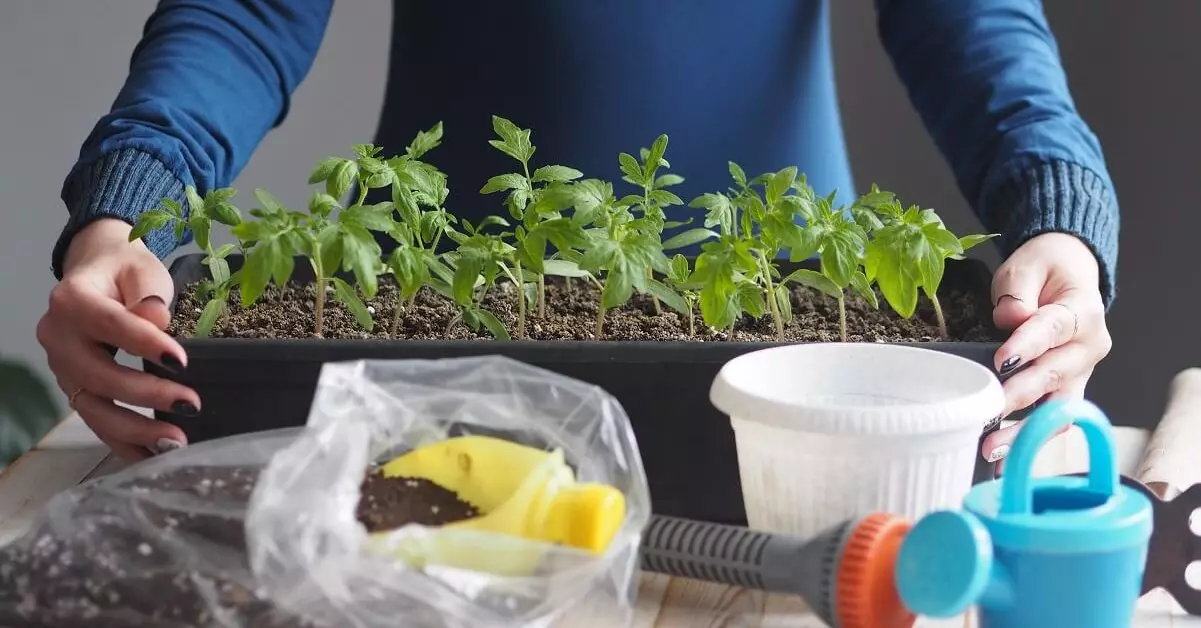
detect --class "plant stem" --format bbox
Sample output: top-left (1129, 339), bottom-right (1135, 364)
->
top-left (647, 268), bottom-right (662, 315)
top-left (687, 304), bottom-right (695, 338)
top-left (727, 320), bottom-right (736, 342)
top-left (595, 304), bottom-right (607, 340)
top-left (837, 294), bottom-right (848, 342)
top-left (759, 256), bottom-right (784, 341)
top-left (356, 185), bottom-right (369, 207)
top-left (314, 276), bottom-right (327, 338)
top-left (931, 293), bottom-right (948, 339)
top-left (515, 260), bottom-right (527, 340)
top-left (537, 275), bottom-right (546, 319)
top-left (565, 276), bottom-right (574, 295)
top-left (390, 298), bottom-right (404, 339)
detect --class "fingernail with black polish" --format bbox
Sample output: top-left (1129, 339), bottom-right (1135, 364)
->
top-left (161, 353), bottom-right (185, 373)
top-left (998, 356), bottom-right (1022, 375)
top-left (171, 400), bottom-right (199, 417)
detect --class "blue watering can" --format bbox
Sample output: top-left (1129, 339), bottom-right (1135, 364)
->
top-left (893, 398), bottom-right (1154, 627)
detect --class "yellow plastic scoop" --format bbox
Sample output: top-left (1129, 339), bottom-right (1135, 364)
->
top-left (373, 435), bottom-right (626, 557)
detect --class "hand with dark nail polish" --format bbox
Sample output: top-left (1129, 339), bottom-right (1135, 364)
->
top-left (37, 219), bottom-right (194, 461)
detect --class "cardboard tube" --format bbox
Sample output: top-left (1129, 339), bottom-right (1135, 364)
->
top-left (1135, 368), bottom-right (1201, 499)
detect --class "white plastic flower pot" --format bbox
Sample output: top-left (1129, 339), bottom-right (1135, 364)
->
top-left (710, 343), bottom-right (1004, 539)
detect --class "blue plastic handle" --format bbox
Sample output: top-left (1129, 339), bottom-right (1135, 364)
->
top-left (998, 399), bottom-right (1118, 516)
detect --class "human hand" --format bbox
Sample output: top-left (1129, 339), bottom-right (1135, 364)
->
top-left (980, 232), bottom-right (1113, 465)
top-left (37, 218), bottom-right (197, 460)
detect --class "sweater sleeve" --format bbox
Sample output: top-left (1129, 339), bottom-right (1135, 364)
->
top-left (52, 0), bottom-right (333, 279)
top-left (875, 0), bottom-right (1120, 307)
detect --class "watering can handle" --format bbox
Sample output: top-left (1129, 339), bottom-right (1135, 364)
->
top-left (999, 398), bottom-right (1118, 516)
top-left (1135, 368), bottom-right (1201, 500)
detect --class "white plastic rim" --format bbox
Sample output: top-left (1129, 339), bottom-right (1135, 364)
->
top-left (709, 343), bottom-right (1004, 436)
top-left (710, 343), bottom-right (1005, 537)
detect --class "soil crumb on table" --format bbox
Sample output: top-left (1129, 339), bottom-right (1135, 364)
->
top-left (356, 472), bottom-right (479, 532)
top-left (170, 278), bottom-right (1001, 343)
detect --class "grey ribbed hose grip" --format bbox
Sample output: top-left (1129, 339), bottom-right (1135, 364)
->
top-left (640, 515), bottom-right (853, 626)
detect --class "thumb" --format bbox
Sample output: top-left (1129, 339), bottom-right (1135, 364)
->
top-left (116, 258), bottom-right (175, 331)
top-left (991, 262), bottom-right (1043, 332)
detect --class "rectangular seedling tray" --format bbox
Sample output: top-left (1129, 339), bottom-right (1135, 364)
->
top-left (148, 253), bottom-right (1006, 525)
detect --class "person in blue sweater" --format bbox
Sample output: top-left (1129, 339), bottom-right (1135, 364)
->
top-left (37, 1), bottom-right (1116, 462)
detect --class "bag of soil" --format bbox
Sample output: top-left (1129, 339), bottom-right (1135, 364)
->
top-left (0, 357), bottom-right (651, 628)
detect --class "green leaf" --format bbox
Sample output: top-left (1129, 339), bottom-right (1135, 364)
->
top-left (649, 189), bottom-right (684, 207)
top-left (329, 161), bottom-right (358, 199)
top-left (308, 192), bottom-right (341, 217)
top-left (783, 227), bottom-right (820, 262)
top-left (774, 284), bottom-right (793, 324)
top-left (737, 282), bottom-right (766, 318)
top-left (819, 230), bottom-right (861, 288)
top-left (194, 298), bottom-right (225, 338)
top-left (189, 215), bottom-right (212, 252)
top-left (480, 173), bottom-right (529, 194)
top-left (532, 165), bottom-right (583, 183)
top-left (129, 209), bottom-right (175, 242)
top-left (601, 268), bottom-right (634, 309)
top-left (308, 157), bottom-right (343, 184)
top-left (728, 162), bottom-right (747, 187)
top-left (668, 254), bottom-right (691, 285)
top-left (644, 279), bottom-right (690, 316)
top-left (213, 243), bottom-right (236, 258)
top-left (209, 201), bottom-right (242, 226)
top-left (874, 246), bottom-right (918, 318)
top-left (849, 271), bottom-right (879, 309)
top-left (254, 188), bottom-right (286, 215)
top-left (388, 246), bottom-right (429, 300)
top-left (331, 276), bottom-right (374, 331)
top-left (690, 193), bottom-right (735, 235)
top-left (162, 198), bottom-right (183, 218)
top-left (241, 240), bottom-right (281, 306)
top-left (452, 254), bottom-right (485, 306)
top-left (185, 186), bottom-right (206, 218)
top-left (405, 121), bottom-right (443, 159)
top-left (645, 135), bottom-right (668, 176)
top-left (474, 308), bottom-right (510, 340)
top-left (618, 153), bottom-right (643, 184)
top-left (340, 225), bottom-right (383, 298)
top-left (784, 269), bottom-right (842, 300)
top-left (662, 228), bottom-right (719, 250)
top-left (654, 174), bottom-right (685, 188)
top-left (0, 357), bottom-right (62, 465)
top-left (542, 258), bottom-right (590, 278)
top-left (959, 233), bottom-right (998, 252)
top-left (531, 217), bottom-right (590, 251)
top-left (766, 167), bottom-right (798, 206)
top-left (208, 255), bottom-right (231, 286)
top-left (341, 202), bottom-right (395, 232)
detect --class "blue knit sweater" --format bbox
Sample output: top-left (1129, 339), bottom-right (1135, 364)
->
top-left (53, 0), bottom-right (1120, 304)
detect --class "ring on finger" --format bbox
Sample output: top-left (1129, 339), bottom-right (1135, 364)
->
top-left (1046, 302), bottom-right (1080, 337)
top-left (68, 387), bottom-right (86, 410)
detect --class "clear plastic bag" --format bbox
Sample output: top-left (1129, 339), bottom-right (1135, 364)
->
top-left (0, 356), bottom-right (651, 628)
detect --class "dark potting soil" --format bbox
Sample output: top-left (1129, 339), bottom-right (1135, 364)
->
top-left (356, 472), bottom-right (479, 532)
top-left (169, 278), bottom-right (1000, 343)
top-left (0, 465), bottom-right (479, 627)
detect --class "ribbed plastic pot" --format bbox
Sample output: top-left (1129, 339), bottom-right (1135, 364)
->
top-left (149, 254), bottom-right (1004, 525)
top-left (709, 343), bottom-right (1005, 539)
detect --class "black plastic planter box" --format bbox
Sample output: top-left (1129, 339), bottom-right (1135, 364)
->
top-left (148, 253), bottom-right (1005, 525)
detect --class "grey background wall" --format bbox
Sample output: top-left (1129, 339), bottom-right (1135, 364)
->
top-left (0, 1), bottom-right (1195, 434)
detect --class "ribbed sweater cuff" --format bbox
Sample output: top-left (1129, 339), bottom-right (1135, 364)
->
top-left (984, 160), bottom-right (1119, 309)
top-left (52, 148), bottom-right (186, 279)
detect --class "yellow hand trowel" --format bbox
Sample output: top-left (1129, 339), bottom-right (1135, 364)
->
top-left (365, 435), bottom-right (626, 576)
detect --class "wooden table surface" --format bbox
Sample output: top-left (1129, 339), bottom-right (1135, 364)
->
top-left (1, 413), bottom-right (1197, 627)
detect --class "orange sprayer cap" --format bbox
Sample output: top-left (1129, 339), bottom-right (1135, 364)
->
top-left (835, 512), bottom-right (917, 628)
